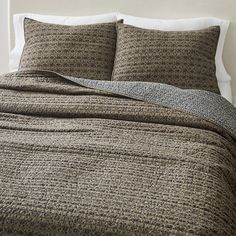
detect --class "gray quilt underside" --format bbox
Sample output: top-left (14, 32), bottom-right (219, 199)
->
top-left (46, 71), bottom-right (236, 140)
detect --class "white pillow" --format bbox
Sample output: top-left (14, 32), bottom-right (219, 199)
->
top-left (117, 13), bottom-right (232, 102)
top-left (10, 12), bottom-right (118, 72)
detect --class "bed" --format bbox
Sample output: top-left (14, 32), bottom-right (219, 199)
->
top-left (0, 1), bottom-right (236, 236)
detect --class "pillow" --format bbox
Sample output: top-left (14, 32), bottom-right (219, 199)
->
top-left (117, 14), bottom-right (232, 101)
top-left (112, 23), bottom-right (220, 93)
top-left (19, 18), bottom-right (118, 80)
top-left (10, 12), bottom-right (118, 72)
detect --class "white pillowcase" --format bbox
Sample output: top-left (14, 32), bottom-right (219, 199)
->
top-left (10, 12), bottom-right (118, 72)
top-left (118, 13), bottom-right (231, 102)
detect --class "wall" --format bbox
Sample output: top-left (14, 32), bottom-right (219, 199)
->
top-left (0, 0), bottom-right (9, 74)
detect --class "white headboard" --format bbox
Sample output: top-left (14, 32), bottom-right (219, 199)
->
top-left (9, 0), bottom-right (236, 103)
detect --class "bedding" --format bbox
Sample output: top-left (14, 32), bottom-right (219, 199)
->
top-left (10, 13), bottom-right (232, 102)
top-left (19, 18), bottom-right (118, 80)
top-left (117, 14), bottom-right (230, 85)
top-left (117, 14), bottom-right (232, 103)
top-left (0, 70), bottom-right (235, 236)
top-left (10, 12), bottom-right (118, 71)
top-left (112, 23), bottom-right (220, 93)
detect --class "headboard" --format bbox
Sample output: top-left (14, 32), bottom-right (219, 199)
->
top-left (9, 0), bottom-right (236, 102)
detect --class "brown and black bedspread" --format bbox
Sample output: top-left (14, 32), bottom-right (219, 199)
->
top-left (0, 71), bottom-right (235, 236)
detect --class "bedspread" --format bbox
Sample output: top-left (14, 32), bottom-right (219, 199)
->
top-left (0, 71), bottom-right (235, 236)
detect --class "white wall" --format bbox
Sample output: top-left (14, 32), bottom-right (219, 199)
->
top-left (0, 0), bottom-right (9, 74)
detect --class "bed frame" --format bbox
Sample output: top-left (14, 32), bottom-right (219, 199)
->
top-left (8, 0), bottom-right (236, 103)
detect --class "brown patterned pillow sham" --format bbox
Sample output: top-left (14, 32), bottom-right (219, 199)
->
top-left (112, 23), bottom-right (220, 93)
top-left (19, 18), bottom-right (118, 80)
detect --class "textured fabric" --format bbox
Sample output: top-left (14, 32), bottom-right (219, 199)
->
top-left (19, 18), bottom-right (118, 80)
top-left (0, 71), bottom-right (236, 236)
top-left (112, 23), bottom-right (220, 93)
top-left (116, 14), bottom-right (230, 85)
top-left (53, 71), bottom-right (236, 139)
top-left (10, 13), bottom-right (118, 71)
